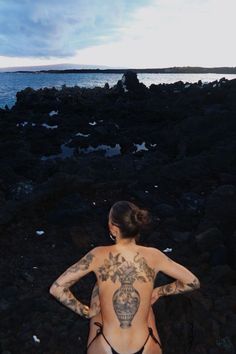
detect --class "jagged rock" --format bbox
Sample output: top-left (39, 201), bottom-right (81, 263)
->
top-left (121, 70), bottom-right (140, 91)
top-left (9, 180), bottom-right (34, 200)
top-left (0, 75), bottom-right (236, 354)
top-left (204, 185), bottom-right (236, 231)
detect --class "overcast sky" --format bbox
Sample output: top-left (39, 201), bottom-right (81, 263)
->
top-left (0, 0), bottom-right (235, 68)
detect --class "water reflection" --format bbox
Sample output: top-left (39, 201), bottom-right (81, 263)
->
top-left (41, 143), bottom-right (75, 160)
top-left (133, 142), bottom-right (149, 153)
top-left (40, 141), bottom-right (154, 160)
top-left (79, 143), bottom-right (121, 157)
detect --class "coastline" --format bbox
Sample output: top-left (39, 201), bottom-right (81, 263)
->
top-left (10, 66), bottom-right (236, 74)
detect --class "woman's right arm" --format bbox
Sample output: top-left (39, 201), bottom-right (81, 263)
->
top-left (151, 249), bottom-right (200, 304)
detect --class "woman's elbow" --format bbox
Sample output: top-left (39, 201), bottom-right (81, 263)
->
top-left (49, 283), bottom-right (60, 296)
top-left (197, 277), bottom-right (201, 288)
top-left (193, 276), bottom-right (201, 289)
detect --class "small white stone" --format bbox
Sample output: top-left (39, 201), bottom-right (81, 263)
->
top-left (89, 121), bottom-right (97, 125)
top-left (36, 230), bottom-right (45, 236)
top-left (145, 190), bottom-right (149, 193)
top-left (163, 248), bottom-right (172, 253)
top-left (154, 185), bottom-right (158, 188)
top-left (49, 110), bottom-right (58, 116)
top-left (33, 334), bottom-right (40, 343)
top-left (92, 201), bottom-right (96, 205)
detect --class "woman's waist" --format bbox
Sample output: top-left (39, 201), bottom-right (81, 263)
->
top-left (101, 317), bottom-right (150, 336)
top-left (101, 321), bottom-right (150, 351)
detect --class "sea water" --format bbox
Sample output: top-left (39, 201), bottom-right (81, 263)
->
top-left (1, 72), bottom-right (236, 108)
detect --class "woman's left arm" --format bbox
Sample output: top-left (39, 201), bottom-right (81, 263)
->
top-left (49, 248), bottom-right (99, 319)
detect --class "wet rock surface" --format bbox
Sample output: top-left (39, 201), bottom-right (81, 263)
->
top-left (0, 71), bottom-right (236, 353)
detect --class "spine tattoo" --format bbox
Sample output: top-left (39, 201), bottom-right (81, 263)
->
top-left (97, 252), bottom-right (155, 328)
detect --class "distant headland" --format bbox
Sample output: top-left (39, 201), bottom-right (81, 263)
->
top-left (8, 66), bottom-right (236, 74)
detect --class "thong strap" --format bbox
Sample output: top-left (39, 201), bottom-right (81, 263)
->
top-left (86, 322), bottom-right (162, 353)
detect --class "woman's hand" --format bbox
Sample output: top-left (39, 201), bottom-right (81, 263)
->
top-left (80, 304), bottom-right (90, 318)
top-left (86, 298), bottom-right (101, 319)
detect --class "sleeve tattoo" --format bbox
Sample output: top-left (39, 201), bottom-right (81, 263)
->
top-left (49, 252), bottom-right (95, 318)
top-left (154, 256), bottom-right (200, 299)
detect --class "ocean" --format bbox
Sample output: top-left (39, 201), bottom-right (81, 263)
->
top-left (1, 72), bottom-right (236, 108)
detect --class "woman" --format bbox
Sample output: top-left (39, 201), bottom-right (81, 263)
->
top-left (49, 201), bottom-right (200, 354)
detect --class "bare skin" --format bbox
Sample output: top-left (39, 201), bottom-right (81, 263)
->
top-left (49, 215), bottom-right (200, 354)
top-left (87, 281), bottom-right (162, 354)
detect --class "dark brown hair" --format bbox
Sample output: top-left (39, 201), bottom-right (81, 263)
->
top-left (109, 200), bottom-right (151, 239)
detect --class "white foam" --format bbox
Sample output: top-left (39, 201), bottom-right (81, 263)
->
top-left (75, 132), bottom-right (90, 137)
top-left (49, 110), bottom-right (58, 116)
top-left (16, 121), bottom-right (28, 127)
top-left (41, 123), bottom-right (58, 129)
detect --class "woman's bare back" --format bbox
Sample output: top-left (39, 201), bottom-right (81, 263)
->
top-left (50, 239), bottom-right (200, 353)
top-left (90, 244), bottom-right (161, 353)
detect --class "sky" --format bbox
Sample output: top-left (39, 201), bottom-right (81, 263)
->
top-left (0, 0), bottom-right (235, 68)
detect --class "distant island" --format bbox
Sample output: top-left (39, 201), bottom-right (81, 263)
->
top-left (14, 66), bottom-right (236, 74)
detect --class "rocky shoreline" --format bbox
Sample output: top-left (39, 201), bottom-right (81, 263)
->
top-left (0, 71), bottom-right (236, 354)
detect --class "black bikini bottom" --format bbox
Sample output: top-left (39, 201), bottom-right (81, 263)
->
top-left (86, 321), bottom-right (162, 354)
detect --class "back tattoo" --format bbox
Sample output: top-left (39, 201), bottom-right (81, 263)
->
top-left (97, 252), bottom-right (155, 328)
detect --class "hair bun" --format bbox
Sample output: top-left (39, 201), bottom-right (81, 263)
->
top-left (133, 208), bottom-right (151, 228)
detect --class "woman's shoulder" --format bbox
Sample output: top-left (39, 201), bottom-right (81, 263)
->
top-left (90, 245), bottom-right (162, 260)
top-left (137, 244), bottom-right (161, 254)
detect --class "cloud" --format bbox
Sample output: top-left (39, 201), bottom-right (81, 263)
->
top-left (0, 0), bottom-right (153, 57)
top-left (70, 0), bottom-right (236, 67)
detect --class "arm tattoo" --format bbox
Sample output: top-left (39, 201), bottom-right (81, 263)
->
top-left (97, 252), bottom-right (155, 328)
top-left (91, 283), bottom-right (99, 299)
top-left (50, 252), bottom-right (95, 317)
top-left (157, 277), bottom-right (200, 298)
top-left (52, 287), bottom-right (89, 317)
top-left (89, 282), bottom-right (101, 317)
top-left (65, 252), bottom-right (95, 273)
